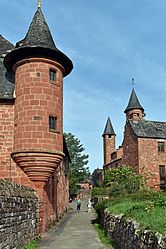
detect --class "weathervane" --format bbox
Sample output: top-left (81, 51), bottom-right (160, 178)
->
top-left (37, 0), bottom-right (42, 8)
top-left (131, 78), bottom-right (135, 88)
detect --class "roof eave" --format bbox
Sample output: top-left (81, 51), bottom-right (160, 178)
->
top-left (4, 46), bottom-right (73, 77)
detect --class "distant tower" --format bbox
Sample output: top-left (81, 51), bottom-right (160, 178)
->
top-left (124, 88), bottom-right (145, 121)
top-left (4, 5), bottom-right (73, 183)
top-left (102, 117), bottom-right (116, 165)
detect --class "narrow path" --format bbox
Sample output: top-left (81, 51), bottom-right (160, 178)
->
top-left (38, 198), bottom-right (106, 249)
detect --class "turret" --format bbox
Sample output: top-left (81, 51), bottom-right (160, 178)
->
top-left (4, 5), bottom-right (73, 182)
top-left (102, 117), bottom-right (116, 165)
top-left (124, 88), bottom-right (145, 121)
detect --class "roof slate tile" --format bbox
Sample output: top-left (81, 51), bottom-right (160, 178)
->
top-left (130, 120), bottom-right (166, 139)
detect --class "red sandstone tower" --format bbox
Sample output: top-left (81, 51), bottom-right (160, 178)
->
top-left (4, 5), bottom-right (73, 182)
top-left (4, 4), bottom-right (73, 231)
top-left (102, 117), bottom-right (116, 165)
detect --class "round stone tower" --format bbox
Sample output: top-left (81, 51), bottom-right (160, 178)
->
top-left (102, 117), bottom-right (116, 165)
top-left (4, 6), bottom-right (73, 182)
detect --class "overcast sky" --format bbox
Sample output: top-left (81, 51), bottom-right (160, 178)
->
top-left (1, 0), bottom-right (166, 172)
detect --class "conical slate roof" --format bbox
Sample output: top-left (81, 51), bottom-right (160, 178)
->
top-left (124, 88), bottom-right (144, 114)
top-left (0, 35), bottom-right (15, 100)
top-left (0, 35), bottom-right (14, 57)
top-left (16, 7), bottom-right (56, 50)
top-left (102, 117), bottom-right (116, 137)
top-left (4, 7), bottom-right (73, 76)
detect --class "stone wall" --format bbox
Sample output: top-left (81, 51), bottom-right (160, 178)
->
top-left (102, 209), bottom-right (166, 249)
top-left (122, 121), bottom-right (139, 171)
top-left (0, 180), bottom-right (39, 249)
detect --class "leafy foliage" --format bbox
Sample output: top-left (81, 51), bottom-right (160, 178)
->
top-left (94, 199), bottom-right (109, 217)
top-left (95, 223), bottom-right (117, 249)
top-left (64, 132), bottom-right (90, 194)
top-left (107, 192), bottom-right (166, 234)
top-left (103, 166), bottom-right (146, 196)
top-left (22, 237), bottom-right (39, 249)
top-left (92, 187), bottom-right (111, 197)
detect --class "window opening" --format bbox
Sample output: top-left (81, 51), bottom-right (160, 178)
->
top-left (49, 116), bottom-right (57, 130)
top-left (159, 165), bottom-right (166, 191)
top-left (49, 69), bottom-right (56, 81)
top-left (158, 142), bottom-right (164, 152)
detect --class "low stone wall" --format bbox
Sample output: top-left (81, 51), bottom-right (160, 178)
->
top-left (102, 208), bottom-right (166, 249)
top-left (0, 180), bottom-right (39, 249)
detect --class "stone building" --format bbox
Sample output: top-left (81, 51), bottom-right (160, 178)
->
top-left (91, 168), bottom-right (104, 187)
top-left (103, 88), bottom-right (166, 191)
top-left (78, 180), bottom-right (92, 190)
top-left (0, 4), bottom-right (73, 232)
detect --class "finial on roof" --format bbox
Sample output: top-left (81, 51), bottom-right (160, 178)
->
top-left (37, 0), bottom-right (42, 8)
top-left (131, 78), bottom-right (135, 88)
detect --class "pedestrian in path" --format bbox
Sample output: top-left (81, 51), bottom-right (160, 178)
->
top-left (38, 198), bottom-right (106, 249)
top-left (76, 197), bottom-right (81, 212)
top-left (87, 198), bottom-right (92, 213)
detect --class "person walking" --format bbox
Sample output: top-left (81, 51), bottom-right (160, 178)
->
top-left (87, 198), bottom-right (92, 213)
top-left (76, 197), bottom-right (81, 212)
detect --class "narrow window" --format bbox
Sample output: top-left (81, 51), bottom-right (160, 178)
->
top-left (158, 142), bottom-right (164, 152)
top-left (159, 165), bottom-right (166, 191)
top-left (159, 165), bottom-right (165, 177)
top-left (49, 69), bottom-right (56, 81)
top-left (49, 116), bottom-right (57, 130)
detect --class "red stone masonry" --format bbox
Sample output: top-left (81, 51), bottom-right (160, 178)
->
top-left (138, 138), bottom-right (166, 189)
top-left (125, 108), bottom-right (144, 121)
top-left (11, 58), bottom-right (65, 182)
top-left (0, 102), bottom-right (34, 187)
top-left (13, 58), bottom-right (64, 152)
top-left (122, 121), bottom-right (139, 172)
top-left (103, 135), bottom-right (116, 165)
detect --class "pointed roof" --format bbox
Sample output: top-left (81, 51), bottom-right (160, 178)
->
top-left (102, 117), bottom-right (116, 137)
top-left (0, 35), bottom-right (15, 100)
top-left (0, 35), bottom-right (14, 57)
top-left (16, 7), bottom-right (56, 50)
top-left (4, 7), bottom-right (73, 76)
top-left (124, 88), bottom-right (144, 114)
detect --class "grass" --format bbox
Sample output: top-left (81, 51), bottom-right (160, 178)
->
top-left (21, 238), bottom-right (39, 249)
top-left (108, 196), bottom-right (166, 234)
top-left (94, 222), bottom-right (117, 249)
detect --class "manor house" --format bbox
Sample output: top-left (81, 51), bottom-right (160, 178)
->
top-left (0, 4), bottom-right (72, 232)
top-left (103, 88), bottom-right (166, 191)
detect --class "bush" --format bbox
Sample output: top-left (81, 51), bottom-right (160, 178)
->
top-left (92, 187), bottom-right (112, 197)
top-left (94, 199), bottom-right (109, 218)
top-left (130, 189), bottom-right (166, 207)
top-left (104, 166), bottom-right (146, 197)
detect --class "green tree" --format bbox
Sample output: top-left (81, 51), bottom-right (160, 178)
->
top-left (64, 132), bottom-right (90, 194)
top-left (103, 166), bottom-right (146, 196)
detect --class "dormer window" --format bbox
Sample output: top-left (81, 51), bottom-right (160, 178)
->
top-left (49, 69), bottom-right (56, 81)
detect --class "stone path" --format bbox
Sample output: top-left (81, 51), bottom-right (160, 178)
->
top-left (38, 198), bottom-right (106, 249)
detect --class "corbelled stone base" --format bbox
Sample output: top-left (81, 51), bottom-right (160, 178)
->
top-left (11, 149), bottom-right (64, 182)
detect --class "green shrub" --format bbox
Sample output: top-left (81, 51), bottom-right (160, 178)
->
top-left (104, 166), bottom-right (146, 197)
top-left (92, 187), bottom-right (112, 197)
top-left (22, 237), bottom-right (40, 249)
top-left (94, 199), bottom-right (109, 217)
top-left (107, 194), bottom-right (166, 234)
